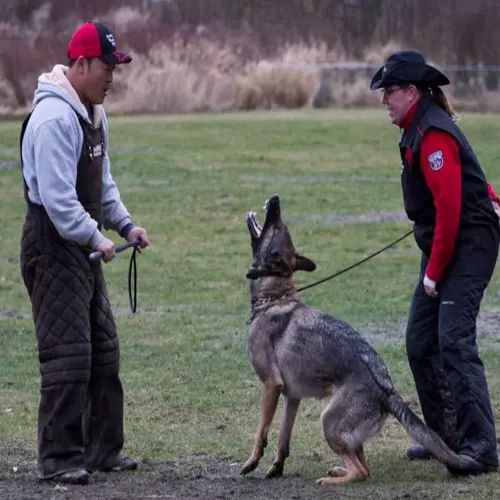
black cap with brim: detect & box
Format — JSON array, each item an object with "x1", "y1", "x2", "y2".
[{"x1": 370, "y1": 50, "x2": 450, "y2": 90}]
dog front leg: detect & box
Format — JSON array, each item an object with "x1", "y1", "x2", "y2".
[
  {"x1": 240, "y1": 379, "x2": 282, "y2": 475},
  {"x1": 266, "y1": 396, "x2": 301, "y2": 478}
]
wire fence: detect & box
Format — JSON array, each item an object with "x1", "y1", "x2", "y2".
[
  {"x1": 278, "y1": 62, "x2": 500, "y2": 73},
  {"x1": 278, "y1": 62, "x2": 500, "y2": 102}
]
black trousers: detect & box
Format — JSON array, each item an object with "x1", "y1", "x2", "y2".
[
  {"x1": 20, "y1": 207, "x2": 125, "y2": 479},
  {"x1": 37, "y1": 377, "x2": 125, "y2": 478},
  {"x1": 406, "y1": 237, "x2": 499, "y2": 466}
]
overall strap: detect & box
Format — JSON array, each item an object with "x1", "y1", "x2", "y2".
[{"x1": 19, "y1": 111, "x2": 34, "y2": 204}]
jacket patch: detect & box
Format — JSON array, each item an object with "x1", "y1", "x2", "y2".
[{"x1": 428, "y1": 150, "x2": 444, "y2": 171}]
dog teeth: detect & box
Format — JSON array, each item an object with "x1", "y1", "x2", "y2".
[{"x1": 247, "y1": 211, "x2": 262, "y2": 237}]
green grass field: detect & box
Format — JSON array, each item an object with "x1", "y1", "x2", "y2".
[{"x1": 1, "y1": 108, "x2": 500, "y2": 498}]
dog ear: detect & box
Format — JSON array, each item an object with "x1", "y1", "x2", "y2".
[{"x1": 295, "y1": 254, "x2": 316, "y2": 272}]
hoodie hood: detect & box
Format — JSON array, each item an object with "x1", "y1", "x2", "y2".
[{"x1": 33, "y1": 64, "x2": 103, "y2": 127}]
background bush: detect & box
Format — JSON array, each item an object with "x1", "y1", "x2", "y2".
[{"x1": 1, "y1": 0, "x2": 499, "y2": 115}]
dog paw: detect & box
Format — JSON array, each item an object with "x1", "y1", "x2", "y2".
[
  {"x1": 316, "y1": 476, "x2": 345, "y2": 485},
  {"x1": 266, "y1": 463, "x2": 284, "y2": 478},
  {"x1": 240, "y1": 459, "x2": 259, "y2": 475},
  {"x1": 327, "y1": 466, "x2": 348, "y2": 477}
]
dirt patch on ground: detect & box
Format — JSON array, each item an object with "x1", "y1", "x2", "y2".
[
  {"x1": 108, "y1": 145, "x2": 169, "y2": 153},
  {"x1": 0, "y1": 147, "x2": 17, "y2": 157},
  {"x1": 0, "y1": 160, "x2": 17, "y2": 169},
  {"x1": 288, "y1": 211, "x2": 409, "y2": 224},
  {"x1": 360, "y1": 307, "x2": 500, "y2": 347},
  {"x1": 240, "y1": 174, "x2": 400, "y2": 185},
  {"x1": 0, "y1": 448, "x2": 409, "y2": 500}
]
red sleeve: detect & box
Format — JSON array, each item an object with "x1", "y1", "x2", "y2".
[
  {"x1": 487, "y1": 182, "x2": 500, "y2": 204},
  {"x1": 419, "y1": 129, "x2": 461, "y2": 282}
]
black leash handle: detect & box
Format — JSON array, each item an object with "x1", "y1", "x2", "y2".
[
  {"x1": 89, "y1": 240, "x2": 139, "y2": 261},
  {"x1": 296, "y1": 229, "x2": 413, "y2": 293},
  {"x1": 128, "y1": 245, "x2": 138, "y2": 313},
  {"x1": 89, "y1": 240, "x2": 141, "y2": 313}
]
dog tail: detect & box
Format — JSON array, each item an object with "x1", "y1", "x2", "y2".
[{"x1": 386, "y1": 392, "x2": 469, "y2": 470}]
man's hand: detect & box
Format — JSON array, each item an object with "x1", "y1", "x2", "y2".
[
  {"x1": 126, "y1": 226, "x2": 150, "y2": 250},
  {"x1": 94, "y1": 237, "x2": 115, "y2": 263}
]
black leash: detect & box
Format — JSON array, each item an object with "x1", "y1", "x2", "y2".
[
  {"x1": 296, "y1": 229, "x2": 414, "y2": 293},
  {"x1": 128, "y1": 245, "x2": 138, "y2": 313},
  {"x1": 89, "y1": 240, "x2": 140, "y2": 313}
]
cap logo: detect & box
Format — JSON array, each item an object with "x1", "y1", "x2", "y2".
[
  {"x1": 106, "y1": 33, "x2": 116, "y2": 47},
  {"x1": 383, "y1": 66, "x2": 388, "y2": 73}
]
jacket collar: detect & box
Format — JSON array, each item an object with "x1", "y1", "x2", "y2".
[{"x1": 400, "y1": 99, "x2": 419, "y2": 130}]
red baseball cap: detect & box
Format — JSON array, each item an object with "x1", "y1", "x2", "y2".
[{"x1": 68, "y1": 21, "x2": 132, "y2": 65}]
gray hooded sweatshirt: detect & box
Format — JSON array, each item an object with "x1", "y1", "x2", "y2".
[{"x1": 21, "y1": 64, "x2": 131, "y2": 249}]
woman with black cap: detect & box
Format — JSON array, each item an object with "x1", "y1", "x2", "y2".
[{"x1": 370, "y1": 50, "x2": 499, "y2": 476}]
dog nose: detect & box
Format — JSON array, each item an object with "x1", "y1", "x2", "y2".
[{"x1": 264, "y1": 194, "x2": 280, "y2": 210}]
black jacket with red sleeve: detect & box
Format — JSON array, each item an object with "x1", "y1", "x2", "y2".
[{"x1": 399, "y1": 94, "x2": 499, "y2": 282}]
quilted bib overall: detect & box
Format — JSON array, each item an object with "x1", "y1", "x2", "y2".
[{"x1": 20, "y1": 111, "x2": 125, "y2": 479}]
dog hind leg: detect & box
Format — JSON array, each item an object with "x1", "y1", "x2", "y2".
[
  {"x1": 356, "y1": 445, "x2": 369, "y2": 474},
  {"x1": 328, "y1": 446, "x2": 367, "y2": 478},
  {"x1": 317, "y1": 391, "x2": 382, "y2": 484},
  {"x1": 327, "y1": 466, "x2": 348, "y2": 477},
  {"x1": 318, "y1": 453, "x2": 367, "y2": 485}
]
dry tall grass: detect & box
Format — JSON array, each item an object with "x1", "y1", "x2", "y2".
[
  {"x1": 104, "y1": 37, "x2": 328, "y2": 114},
  {"x1": 1, "y1": 4, "x2": 500, "y2": 116}
]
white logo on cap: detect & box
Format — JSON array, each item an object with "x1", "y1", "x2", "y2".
[{"x1": 106, "y1": 33, "x2": 116, "y2": 47}]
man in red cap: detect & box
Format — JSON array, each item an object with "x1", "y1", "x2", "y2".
[{"x1": 19, "y1": 21, "x2": 149, "y2": 485}]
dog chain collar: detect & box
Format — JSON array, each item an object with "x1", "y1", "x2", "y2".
[{"x1": 248, "y1": 293, "x2": 293, "y2": 324}]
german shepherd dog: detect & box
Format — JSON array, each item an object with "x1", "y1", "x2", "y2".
[{"x1": 240, "y1": 194, "x2": 473, "y2": 484}]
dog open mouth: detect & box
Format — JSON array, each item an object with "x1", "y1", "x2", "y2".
[
  {"x1": 246, "y1": 211, "x2": 262, "y2": 238},
  {"x1": 246, "y1": 194, "x2": 280, "y2": 239}
]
